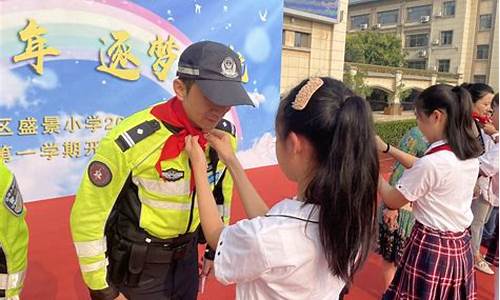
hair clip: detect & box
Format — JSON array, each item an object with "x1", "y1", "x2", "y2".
[{"x1": 291, "y1": 77, "x2": 324, "y2": 110}]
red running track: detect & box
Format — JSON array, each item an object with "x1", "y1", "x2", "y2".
[{"x1": 21, "y1": 158, "x2": 495, "y2": 299}]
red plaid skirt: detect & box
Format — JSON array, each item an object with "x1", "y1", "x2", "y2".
[{"x1": 383, "y1": 222, "x2": 476, "y2": 300}]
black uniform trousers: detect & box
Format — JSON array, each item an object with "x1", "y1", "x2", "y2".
[{"x1": 115, "y1": 239, "x2": 199, "y2": 300}]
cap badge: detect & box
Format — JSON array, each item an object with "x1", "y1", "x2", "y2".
[{"x1": 221, "y1": 57, "x2": 238, "y2": 78}]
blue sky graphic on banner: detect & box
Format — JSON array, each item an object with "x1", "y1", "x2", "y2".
[
  {"x1": 0, "y1": 0, "x2": 282, "y2": 201},
  {"x1": 284, "y1": 0, "x2": 339, "y2": 22}
]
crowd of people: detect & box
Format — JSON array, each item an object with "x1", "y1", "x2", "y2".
[{"x1": 0, "y1": 40, "x2": 498, "y2": 300}]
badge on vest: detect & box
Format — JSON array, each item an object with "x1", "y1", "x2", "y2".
[
  {"x1": 88, "y1": 161, "x2": 112, "y2": 187},
  {"x1": 162, "y1": 168, "x2": 185, "y2": 182},
  {"x1": 4, "y1": 177, "x2": 23, "y2": 216}
]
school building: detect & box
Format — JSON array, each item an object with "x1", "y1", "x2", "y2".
[{"x1": 348, "y1": 0, "x2": 499, "y2": 92}]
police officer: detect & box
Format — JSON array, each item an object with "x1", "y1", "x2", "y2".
[
  {"x1": 0, "y1": 161, "x2": 29, "y2": 300},
  {"x1": 70, "y1": 41, "x2": 254, "y2": 300}
]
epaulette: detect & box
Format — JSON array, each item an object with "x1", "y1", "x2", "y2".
[
  {"x1": 115, "y1": 119, "x2": 161, "y2": 152},
  {"x1": 216, "y1": 119, "x2": 236, "y2": 137}
]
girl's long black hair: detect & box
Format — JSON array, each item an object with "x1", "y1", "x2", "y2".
[
  {"x1": 277, "y1": 77, "x2": 379, "y2": 284},
  {"x1": 415, "y1": 84, "x2": 483, "y2": 160}
]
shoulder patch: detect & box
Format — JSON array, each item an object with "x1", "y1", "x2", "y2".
[
  {"x1": 216, "y1": 119, "x2": 236, "y2": 137},
  {"x1": 115, "y1": 119, "x2": 161, "y2": 152},
  {"x1": 4, "y1": 177, "x2": 23, "y2": 216},
  {"x1": 88, "y1": 161, "x2": 112, "y2": 187}
]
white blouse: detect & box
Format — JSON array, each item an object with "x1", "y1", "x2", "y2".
[
  {"x1": 477, "y1": 132, "x2": 499, "y2": 206},
  {"x1": 396, "y1": 140, "x2": 479, "y2": 232},
  {"x1": 479, "y1": 142, "x2": 499, "y2": 206},
  {"x1": 214, "y1": 199, "x2": 345, "y2": 300}
]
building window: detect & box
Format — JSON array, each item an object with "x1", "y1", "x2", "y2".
[
  {"x1": 473, "y1": 75, "x2": 487, "y2": 83},
  {"x1": 406, "y1": 33, "x2": 429, "y2": 47},
  {"x1": 351, "y1": 14, "x2": 370, "y2": 29},
  {"x1": 438, "y1": 59, "x2": 450, "y2": 72},
  {"x1": 294, "y1": 32, "x2": 311, "y2": 48},
  {"x1": 377, "y1": 10, "x2": 399, "y2": 25},
  {"x1": 282, "y1": 30, "x2": 286, "y2": 46},
  {"x1": 407, "y1": 5, "x2": 432, "y2": 23},
  {"x1": 440, "y1": 31, "x2": 453, "y2": 45},
  {"x1": 407, "y1": 60, "x2": 427, "y2": 69},
  {"x1": 442, "y1": 1, "x2": 455, "y2": 17},
  {"x1": 479, "y1": 15, "x2": 492, "y2": 30},
  {"x1": 476, "y1": 45, "x2": 490, "y2": 59}
]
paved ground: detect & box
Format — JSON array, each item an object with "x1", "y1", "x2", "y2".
[{"x1": 373, "y1": 111, "x2": 416, "y2": 123}]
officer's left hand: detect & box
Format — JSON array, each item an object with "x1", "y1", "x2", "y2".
[
  {"x1": 201, "y1": 257, "x2": 214, "y2": 277},
  {"x1": 185, "y1": 135, "x2": 207, "y2": 169}
]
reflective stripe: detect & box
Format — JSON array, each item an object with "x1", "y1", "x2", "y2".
[
  {"x1": 218, "y1": 204, "x2": 230, "y2": 219},
  {"x1": 0, "y1": 270, "x2": 25, "y2": 290},
  {"x1": 177, "y1": 66, "x2": 200, "y2": 76},
  {"x1": 140, "y1": 196, "x2": 196, "y2": 210},
  {"x1": 122, "y1": 132, "x2": 135, "y2": 148},
  {"x1": 80, "y1": 258, "x2": 109, "y2": 273},
  {"x1": 217, "y1": 204, "x2": 224, "y2": 217},
  {"x1": 133, "y1": 177, "x2": 190, "y2": 196},
  {"x1": 74, "y1": 238, "x2": 107, "y2": 258}
]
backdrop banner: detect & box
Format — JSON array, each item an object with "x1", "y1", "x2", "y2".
[{"x1": 0, "y1": 0, "x2": 283, "y2": 201}]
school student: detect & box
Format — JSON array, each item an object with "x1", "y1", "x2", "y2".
[
  {"x1": 185, "y1": 77, "x2": 379, "y2": 299},
  {"x1": 481, "y1": 94, "x2": 499, "y2": 299},
  {"x1": 462, "y1": 83, "x2": 498, "y2": 275},
  {"x1": 377, "y1": 84, "x2": 483, "y2": 300}
]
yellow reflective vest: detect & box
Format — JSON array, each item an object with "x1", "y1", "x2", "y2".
[
  {"x1": 70, "y1": 104, "x2": 236, "y2": 291},
  {"x1": 0, "y1": 161, "x2": 29, "y2": 300}
]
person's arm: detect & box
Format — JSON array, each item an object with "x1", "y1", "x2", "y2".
[
  {"x1": 378, "y1": 177, "x2": 410, "y2": 209},
  {"x1": 70, "y1": 136, "x2": 129, "y2": 300},
  {"x1": 479, "y1": 146, "x2": 499, "y2": 178},
  {"x1": 376, "y1": 135, "x2": 418, "y2": 169},
  {"x1": 0, "y1": 163, "x2": 29, "y2": 299},
  {"x1": 206, "y1": 129, "x2": 268, "y2": 218},
  {"x1": 224, "y1": 157, "x2": 269, "y2": 218},
  {"x1": 185, "y1": 135, "x2": 224, "y2": 249}
]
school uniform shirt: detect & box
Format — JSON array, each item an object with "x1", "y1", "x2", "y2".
[
  {"x1": 213, "y1": 198, "x2": 345, "y2": 300},
  {"x1": 479, "y1": 142, "x2": 499, "y2": 205},
  {"x1": 396, "y1": 140, "x2": 479, "y2": 233},
  {"x1": 477, "y1": 132, "x2": 499, "y2": 206}
]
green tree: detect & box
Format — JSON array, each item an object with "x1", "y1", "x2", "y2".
[{"x1": 345, "y1": 31, "x2": 407, "y2": 67}]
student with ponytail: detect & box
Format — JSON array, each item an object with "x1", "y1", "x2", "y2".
[
  {"x1": 377, "y1": 84, "x2": 483, "y2": 300},
  {"x1": 184, "y1": 77, "x2": 379, "y2": 299}
]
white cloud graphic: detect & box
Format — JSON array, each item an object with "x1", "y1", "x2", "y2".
[
  {"x1": 248, "y1": 89, "x2": 266, "y2": 108},
  {"x1": 237, "y1": 132, "x2": 277, "y2": 169},
  {"x1": 9, "y1": 154, "x2": 87, "y2": 202},
  {"x1": 0, "y1": 64, "x2": 59, "y2": 109},
  {"x1": 30, "y1": 68, "x2": 59, "y2": 90},
  {"x1": 244, "y1": 27, "x2": 271, "y2": 63},
  {"x1": 0, "y1": 64, "x2": 30, "y2": 109},
  {"x1": 9, "y1": 111, "x2": 123, "y2": 202}
]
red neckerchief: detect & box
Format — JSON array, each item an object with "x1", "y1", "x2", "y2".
[
  {"x1": 150, "y1": 97, "x2": 207, "y2": 190},
  {"x1": 472, "y1": 112, "x2": 492, "y2": 125},
  {"x1": 425, "y1": 143, "x2": 452, "y2": 156}
]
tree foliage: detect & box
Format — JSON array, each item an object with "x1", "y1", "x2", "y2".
[{"x1": 345, "y1": 31, "x2": 407, "y2": 67}]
